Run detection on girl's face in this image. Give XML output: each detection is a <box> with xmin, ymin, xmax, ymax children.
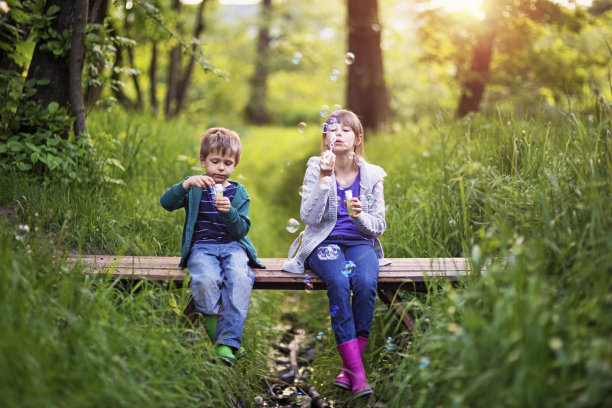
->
<box><xmin>326</xmin><ymin>121</ymin><xmax>363</xmax><ymax>154</ymax></box>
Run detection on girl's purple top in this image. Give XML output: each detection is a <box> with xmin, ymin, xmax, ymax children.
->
<box><xmin>329</xmin><ymin>172</ymin><xmax>368</xmax><ymax>239</ymax></box>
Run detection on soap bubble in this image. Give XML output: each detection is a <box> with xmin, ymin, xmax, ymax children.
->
<box><xmin>297</xmin><ymin>122</ymin><xmax>307</xmax><ymax>132</ymax></box>
<box><xmin>316</xmin><ymin>331</ymin><xmax>324</xmax><ymax>340</ymax></box>
<box><xmin>320</xmin><ymin>105</ymin><xmax>330</xmax><ymax>117</ymax></box>
<box><xmin>418</xmin><ymin>356</ymin><xmax>430</xmax><ymax>369</ymax></box>
<box><xmin>327</xmin><ymin>244</ymin><xmax>340</xmax><ymax>259</ymax></box>
<box><xmin>330</xmin><ymin>68</ymin><xmax>340</xmax><ymax>81</ymax></box>
<box><xmin>316</xmin><ymin>244</ymin><xmax>341</xmax><ymax>261</ymax></box>
<box><xmin>286</xmin><ymin>218</ymin><xmax>300</xmax><ymax>233</ymax></box>
<box><xmin>15</xmin><ymin>224</ymin><xmax>30</xmax><ymax>242</ymax></box>
<box><xmin>304</xmin><ymin>274</ymin><xmax>311</xmax><ymax>284</ymax></box>
<box><xmin>335</xmin><ymin>195</ymin><xmax>342</xmax><ymax>206</ymax></box>
<box><xmin>371</xmin><ymin>23</ymin><xmax>381</xmax><ymax>32</ymax></box>
<box><xmin>296</xmin><ymin>391</ymin><xmax>303</xmax><ymax>405</ymax></box>
<box><xmin>305</xmin><ymin>283</ymin><xmax>313</xmax><ymax>293</ymax></box>
<box><xmin>385</xmin><ymin>336</ymin><xmax>394</xmax><ymax>350</ymax></box>
<box><xmin>334</xmin><ymin>104</ymin><xmax>342</xmax><ymax>111</ymax></box>
<box><xmin>329</xmin><ymin>116</ymin><xmax>338</xmax><ymax>124</ymax></box>
<box><xmin>316</xmin><ymin>247</ymin><xmax>328</xmax><ymax>260</ymax></box>
<box><xmin>366</xmin><ymin>193</ymin><xmax>374</xmax><ymax>203</ymax></box>
<box><xmin>298</xmin><ymin>185</ymin><xmax>308</xmax><ymax>197</ymax></box>
<box><xmin>342</xmin><ymin>260</ymin><xmax>356</xmax><ymax>277</ymax></box>
<box><xmin>344</xmin><ymin>52</ymin><xmax>355</xmax><ymax>65</ymax></box>
<box><xmin>330</xmin><ymin>305</ymin><xmax>340</xmax><ymax>316</ymax></box>
<box><xmin>292</xmin><ymin>51</ymin><xmax>303</xmax><ymax>65</ymax></box>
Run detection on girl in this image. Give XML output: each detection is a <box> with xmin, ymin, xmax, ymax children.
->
<box><xmin>282</xmin><ymin>109</ymin><xmax>389</xmax><ymax>398</ymax></box>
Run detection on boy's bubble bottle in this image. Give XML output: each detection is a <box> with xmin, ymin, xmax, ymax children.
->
<box><xmin>214</xmin><ymin>184</ymin><xmax>224</xmax><ymax>200</ymax></box>
<box><xmin>345</xmin><ymin>190</ymin><xmax>355</xmax><ymax>216</ymax></box>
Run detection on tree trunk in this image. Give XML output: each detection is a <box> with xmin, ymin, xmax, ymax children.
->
<box><xmin>346</xmin><ymin>0</ymin><xmax>390</xmax><ymax>130</ymax></box>
<box><xmin>165</xmin><ymin>46</ymin><xmax>181</xmax><ymax>117</ymax></box>
<box><xmin>22</xmin><ymin>0</ymin><xmax>75</xmax><ymax>138</ymax></box>
<box><xmin>150</xmin><ymin>41</ymin><xmax>159</xmax><ymax>116</ymax></box>
<box><xmin>244</xmin><ymin>0</ymin><xmax>271</xmax><ymax>125</ymax></box>
<box><xmin>126</xmin><ymin>45</ymin><xmax>144</xmax><ymax>110</ymax></box>
<box><xmin>165</xmin><ymin>0</ymin><xmax>182</xmax><ymax>117</ymax></box>
<box><xmin>456</xmin><ymin>1</ymin><xmax>499</xmax><ymax>118</ymax></box>
<box><xmin>70</xmin><ymin>0</ymin><xmax>89</xmax><ymax>137</ymax></box>
<box><xmin>174</xmin><ymin>0</ymin><xmax>208</xmax><ymax>116</ymax></box>
<box><xmin>85</xmin><ymin>0</ymin><xmax>109</xmax><ymax>109</ymax></box>
<box><xmin>111</xmin><ymin>46</ymin><xmax>137</xmax><ymax>109</ymax></box>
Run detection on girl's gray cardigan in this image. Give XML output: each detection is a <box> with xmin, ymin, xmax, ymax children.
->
<box><xmin>282</xmin><ymin>156</ymin><xmax>391</xmax><ymax>274</ymax></box>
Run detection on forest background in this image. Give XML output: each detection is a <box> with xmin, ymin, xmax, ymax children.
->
<box><xmin>1</xmin><ymin>0</ymin><xmax>611</xmax><ymax>407</ymax></box>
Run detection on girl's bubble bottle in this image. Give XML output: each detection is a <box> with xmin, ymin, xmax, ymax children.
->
<box><xmin>345</xmin><ymin>190</ymin><xmax>355</xmax><ymax>216</ymax></box>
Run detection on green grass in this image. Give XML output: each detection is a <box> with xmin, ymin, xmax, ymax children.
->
<box><xmin>1</xmin><ymin>105</ymin><xmax>611</xmax><ymax>407</ymax></box>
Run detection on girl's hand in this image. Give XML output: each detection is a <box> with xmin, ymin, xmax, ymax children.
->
<box><xmin>349</xmin><ymin>197</ymin><xmax>362</xmax><ymax>218</ymax></box>
<box><xmin>183</xmin><ymin>175</ymin><xmax>215</xmax><ymax>190</ymax></box>
<box><xmin>215</xmin><ymin>196</ymin><xmax>231</xmax><ymax>213</ymax></box>
<box><xmin>319</xmin><ymin>150</ymin><xmax>335</xmax><ymax>177</ymax></box>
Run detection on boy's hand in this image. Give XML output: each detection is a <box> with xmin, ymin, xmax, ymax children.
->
<box><xmin>183</xmin><ymin>175</ymin><xmax>215</xmax><ymax>190</ymax></box>
<box><xmin>215</xmin><ymin>196</ymin><xmax>231</xmax><ymax>213</ymax></box>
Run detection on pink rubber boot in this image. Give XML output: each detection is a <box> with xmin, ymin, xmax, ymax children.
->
<box><xmin>337</xmin><ymin>339</ymin><xmax>372</xmax><ymax>398</ymax></box>
<box><xmin>334</xmin><ymin>336</ymin><xmax>368</xmax><ymax>390</ymax></box>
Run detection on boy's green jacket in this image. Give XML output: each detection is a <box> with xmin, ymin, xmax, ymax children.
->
<box><xmin>160</xmin><ymin>179</ymin><xmax>265</xmax><ymax>269</ymax></box>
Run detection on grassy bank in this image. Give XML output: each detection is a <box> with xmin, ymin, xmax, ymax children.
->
<box><xmin>1</xmin><ymin>106</ymin><xmax>611</xmax><ymax>407</ymax></box>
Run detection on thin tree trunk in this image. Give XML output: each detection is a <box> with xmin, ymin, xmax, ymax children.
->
<box><xmin>165</xmin><ymin>46</ymin><xmax>180</xmax><ymax>117</ymax></box>
<box><xmin>174</xmin><ymin>0</ymin><xmax>207</xmax><ymax>116</ymax></box>
<box><xmin>346</xmin><ymin>0</ymin><xmax>390</xmax><ymax>130</ymax></box>
<box><xmin>127</xmin><ymin>45</ymin><xmax>144</xmax><ymax>110</ymax></box>
<box><xmin>245</xmin><ymin>0</ymin><xmax>271</xmax><ymax>124</ymax></box>
<box><xmin>165</xmin><ymin>0</ymin><xmax>181</xmax><ymax>117</ymax></box>
<box><xmin>111</xmin><ymin>47</ymin><xmax>136</xmax><ymax>109</ymax></box>
<box><xmin>70</xmin><ymin>0</ymin><xmax>89</xmax><ymax>136</ymax></box>
<box><xmin>124</xmin><ymin>7</ymin><xmax>143</xmax><ymax>111</ymax></box>
<box><xmin>456</xmin><ymin>1</ymin><xmax>499</xmax><ymax>118</ymax></box>
<box><xmin>85</xmin><ymin>0</ymin><xmax>109</xmax><ymax>109</ymax></box>
<box><xmin>150</xmin><ymin>41</ymin><xmax>159</xmax><ymax>116</ymax></box>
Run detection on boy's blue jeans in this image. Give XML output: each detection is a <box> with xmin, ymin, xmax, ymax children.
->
<box><xmin>307</xmin><ymin>236</ymin><xmax>379</xmax><ymax>345</ymax></box>
<box><xmin>187</xmin><ymin>241</ymin><xmax>254</xmax><ymax>349</ymax></box>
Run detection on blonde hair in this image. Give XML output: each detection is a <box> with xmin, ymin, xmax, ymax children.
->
<box><xmin>200</xmin><ymin>127</ymin><xmax>242</xmax><ymax>163</ymax></box>
<box><xmin>321</xmin><ymin>109</ymin><xmax>365</xmax><ymax>158</ymax></box>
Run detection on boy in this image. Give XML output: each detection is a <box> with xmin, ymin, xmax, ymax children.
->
<box><xmin>160</xmin><ymin>127</ymin><xmax>264</xmax><ymax>366</ymax></box>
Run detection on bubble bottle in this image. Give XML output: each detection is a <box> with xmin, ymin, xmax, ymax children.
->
<box><xmin>345</xmin><ymin>190</ymin><xmax>355</xmax><ymax>216</ymax></box>
<box><xmin>214</xmin><ymin>183</ymin><xmax>223</xmax><ymax>197</ymax></box>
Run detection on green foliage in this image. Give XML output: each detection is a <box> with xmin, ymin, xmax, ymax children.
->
<box><xmin>2</xmin><ymin>98</ymin><xmax>612</xmax><ymax>406</ymax></box>
<box><xmin>414</xmin><ymin>0</ymin><xmax>612</xmax><ymax>115</ymax></box>
<box><xmin>0</xmin><ymin>219</ymin><xmax>277</xmax><ymax>408</ymax></box>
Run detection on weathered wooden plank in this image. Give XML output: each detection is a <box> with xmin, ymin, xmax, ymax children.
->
<box><xmin>69</xmin><ymin>255</ymin><xmax>470</xmax><ymax>291</ymax></box>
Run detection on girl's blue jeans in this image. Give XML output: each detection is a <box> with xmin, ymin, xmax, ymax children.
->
<box><xmin>307</xmin><ymin>236</ymin><xmax>379</xmax><ymax>345</ymax></box>
<box><xmin>187</xmin><ymin>241</ymin><xmax>254</xmax><ymax>349</ymax></box>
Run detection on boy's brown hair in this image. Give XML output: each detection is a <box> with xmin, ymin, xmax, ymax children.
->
<box><xmin>200</xmin><ymin>127</ymin><xmax>242</xmax><ymax>163</ymax></box>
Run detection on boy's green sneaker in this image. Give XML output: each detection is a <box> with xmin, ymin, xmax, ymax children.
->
<box><xmin>215</xmin><ymin>345</ymin><xmax>236</xmax><ymax>367</ymax></box>
<box><xmin>201</xmin><ymin>314</ymin><xmax>247</xmax><ymax>360</ymax></box>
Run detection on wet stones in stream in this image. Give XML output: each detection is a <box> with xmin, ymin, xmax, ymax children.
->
<box><xmin>254</xmin><ymin>323</ymin><xmax>331</xmax><ymax>408</ymax></box>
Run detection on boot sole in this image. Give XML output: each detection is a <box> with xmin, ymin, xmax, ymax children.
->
<box><xmin>352</xmin><ymin>388</ymin><xmax>373</xmax><ymax>399</ymax></box>
<box><xmin>334</xmin><ymin>379</ymin><xmax>351</xmax><ymax>390</ymax></box>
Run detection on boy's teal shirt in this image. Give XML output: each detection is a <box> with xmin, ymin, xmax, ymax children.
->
<box><xmin>160</xmin><ymin>178</ymin><xmax>265</xmax><ymax>269</ymax></box>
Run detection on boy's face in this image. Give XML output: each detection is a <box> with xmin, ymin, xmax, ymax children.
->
<box><xmin>201</xmin><ymin>150</ymin><xmax>237</xmax><ymax>185</ymax></box>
